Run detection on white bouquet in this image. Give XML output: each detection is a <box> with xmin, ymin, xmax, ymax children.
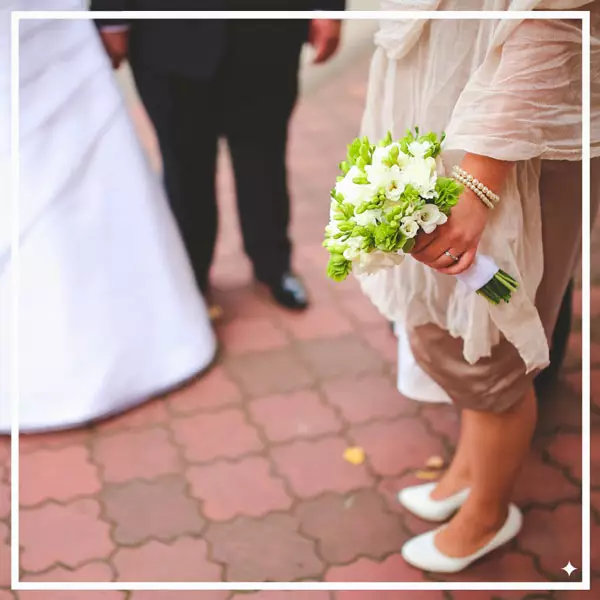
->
<box><xmin>323</xmin><ymin>129</ymin><xmax>518</xmax><ymax>305</ymax></box>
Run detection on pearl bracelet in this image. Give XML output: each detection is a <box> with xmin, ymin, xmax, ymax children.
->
<box><xmin>451</xmin><ymin>166</ymin><xmax>500</xmax><ymax>210</ymax></box>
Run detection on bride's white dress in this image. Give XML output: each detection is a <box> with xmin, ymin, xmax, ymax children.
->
<box><xmin>0</xmin><ymin>0</ymin><xmax>217</xmax><ymax>432</ymax></box>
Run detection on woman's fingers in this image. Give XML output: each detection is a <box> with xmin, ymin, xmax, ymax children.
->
<box><xmin>411</xmin><ymin>234</ymin><xmax>449</xmax><ymax>265</ymax></box>
<box><xmin>430</xmin><ymin>248</ymin><xmax>464</xmax><ymax>271</ymax></box>
<box><xmin>410</xmin><ymin>229</ymin><xmax>439</xmax><ymax>256</ymax></box>
<box><xmin>437</xmin><ymin>247</ymin><xmax>477</xmax><ymax>275</ymax></box>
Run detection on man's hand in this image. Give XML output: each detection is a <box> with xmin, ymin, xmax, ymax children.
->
<box><xmin>99</xmin><ymin>29</ymin><xmax>129</xmax><ymax>69</ymax></box>
<box><xmin>309</xmin><ymin>19</ymin><xmax>342</xmax><ymax>64</ymax></box>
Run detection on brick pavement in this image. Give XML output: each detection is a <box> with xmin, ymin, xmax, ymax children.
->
<box><xmin>1</xmin><ymin>51</ymin><xmax>598</xmax><ymax>599</ymax></box>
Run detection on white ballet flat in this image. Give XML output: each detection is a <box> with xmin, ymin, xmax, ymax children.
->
<box><xmin>398</xmin><ymin>482</ymin><xmax>470</xmax><ymax>522</ymax></box>
<box><xmin>401</xmin><ymin>503</ymin><xmax>523</xmax><ymax>574</ymax></box>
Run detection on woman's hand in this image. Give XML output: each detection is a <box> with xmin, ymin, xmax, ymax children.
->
<box><xmin>410</xmin><ymin>153</ymin><xmax>513</xmax><ymax>275</ymax></box>
<box><xmin>410</xmin><ymin>189</ymin><xmax>489</xmax><ymax>275</ymax></box>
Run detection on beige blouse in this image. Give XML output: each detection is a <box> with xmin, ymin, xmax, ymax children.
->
<box><xmin>358</xmin><ymin>0</ymin><xmax>600</xmax><ymax>372</ymax></box>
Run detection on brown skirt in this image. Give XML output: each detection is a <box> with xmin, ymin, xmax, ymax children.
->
<box><xmin>408</xmin><ymin>159</ymin><xmax>600</xmax><ymax>413</ymax></box>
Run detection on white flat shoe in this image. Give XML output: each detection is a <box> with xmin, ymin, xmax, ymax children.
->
<box><xmin>398</xmin><ymin>482</ymin><xmax>470</xmax><ymax>522</ymax></box>
<box><xmin>401</xmin><ymin>503</ymin><xmax>523</xmax><ymax>574</ymax></box>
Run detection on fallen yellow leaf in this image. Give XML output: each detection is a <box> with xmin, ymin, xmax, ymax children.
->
<box><xmin>425</xmin><ymin>455</ymin><xmax>445</xmax><ymax>470</ymax></box>
<box><xmin>208</xmin><ymin>304</ymin><xmax>224</xmax><ymax>321</ymax></box>
<box><xmin>415</xmin><ymin>470</ymin><xmax>440</xmax><ymax>480</ymax></box>
<box><xmin>343</xmin><ymin>446</ymin><xmax>366</xmax><ymax>465</ymax></box>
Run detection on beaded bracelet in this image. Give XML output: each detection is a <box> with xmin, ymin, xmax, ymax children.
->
<box><xmin>451</xmin><ymin>165</ymin><xmax>500</xmax><ymax>210</ymax></box>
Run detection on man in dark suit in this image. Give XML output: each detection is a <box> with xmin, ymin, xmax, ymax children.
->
<box><xmin>92</xmin><ymin>1</ymin><xmax>346</xmax><ymax>310</ymax></box>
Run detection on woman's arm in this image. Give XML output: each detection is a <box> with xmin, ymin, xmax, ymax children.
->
<box><xmin>411</xmin><ymin>9</ymin><xmax>595</xmax><ymax>274</ymax></box>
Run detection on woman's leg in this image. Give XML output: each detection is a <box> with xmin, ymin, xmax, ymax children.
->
<box><xmin>434</xmin><ymin>388</ymin><xmax>537</xmax><ymax>557</ymax></box>
<box><xmin>430</xmin><ymin>411</ymin><xmax>472</xmax><ymax>500</ymax></box>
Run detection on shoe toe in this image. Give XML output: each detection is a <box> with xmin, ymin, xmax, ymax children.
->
<box><xmin>398</xmin><ymin>483</ymin><xmax>464</xmax><ymax>522</ymax></box>
<box><xmin>401</xmin><ymin>530</ymin><xmax>445</xmax><ymax>571</ymax></box>
<box><xmin>398</xmin><ymin>483</ymin><xmax>436</xmax><ymax>517</ymax></box>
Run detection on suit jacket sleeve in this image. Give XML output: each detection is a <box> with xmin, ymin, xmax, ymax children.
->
<box><xmin>313</xmin><ymin>0</ymin><xmax>346</xmax><ymax>9</ymax></box>
<box><xmin>90</xmin><ymin>0</ymin><xmax>133</xmax><ymax>28</ymax></box>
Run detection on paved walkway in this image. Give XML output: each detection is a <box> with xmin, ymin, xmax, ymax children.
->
<box><xmin>1</xmin><ymin>48</ymin><xmax>598</xmax><ymax>600</ymax></box>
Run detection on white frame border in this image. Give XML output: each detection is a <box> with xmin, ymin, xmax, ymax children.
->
<box><xmin>9</xmin><ymin>8</ymin><xmax>591</xmax><ymax>593</ymax></box>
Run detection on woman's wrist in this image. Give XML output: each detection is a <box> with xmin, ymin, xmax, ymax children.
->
<box><xmin>458</xmin><ymin>153</ymin><xmax>514</xmax><ymax>205</ymax></box>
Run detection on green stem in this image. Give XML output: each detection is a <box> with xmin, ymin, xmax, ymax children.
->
<box><xmin>477</xmin><ymin>270</ymin><xmax>519</xmax><ymax>305</ymax></box>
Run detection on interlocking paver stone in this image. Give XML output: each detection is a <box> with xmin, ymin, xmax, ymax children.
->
<box><xmin>327</xmin><ymin>554</ymin><xmax>427</xmax><ymax>583</ymax></box>
<box><xmin>225</xmin><ymin>348</ymin><xmax>314</xmax><ymax>396</ymax></box>
<box><xmin>234</xmin><ymin>594</ymin><xmax>331</xmax><ymax>600</ymax></box>
<box><xmin>249</xmin><ymin>390</ymin><xmax>343</xmax><ymax>442</ymax></box>
<box><xmin>271</xmin><ymin>437</ymin><xmax>373</xmax><ymax>498</ymax></box>
<box><xmin>512</xmin><ymin>451</ymin><xmax>580</xmax><ymax>505</ymax></box>
<box><xmin>0</xmin><ymin>479</ymin><xmax>8</xmax><ymax>520</ymax></box>
<box><xmin>19</xmin><ymin>446</ymin><xmax>100</xmax><ymax>506</ymax></box>
<box><xmin>519</xmin><ymin>505</ymin><xmax>588</xmax><ymax>579</ymax></box>
<box><xmin>131</xmin><ymin>593</ymin><xmax>228</xmax><ymax>600</ymax></box>
<box><xmin>296</xmin><ymin>490</ymin><xmax>405</xmax><ymax>564</ymax></box>
<box><xmin>296</xmin><ymin>336</ymin><xmax>383</xmax><ymax>379</ymax></box>
<box><xmin>167</xmin><ymin>365</ymin><xmax>242</xmax><ymax>414</ymax></box>
<box><xmin>20</xmin><ymin>561</ymin><xmax>121</xmax><ymax>598</ymax></box>
<box><xmin>277</xmin><ymin>304</ymin><xmax>355</xmax><ymax>340</ymax></box>
<box><xmin>93</xmin><ymin>427</ymin><xmax>179</xmax><ymax>483</ymax></box>
<box><xmin>18</xmin><ymin>428</ymin><xmax>91</xmax><ymax>454</ymax></box>
<box><xmin>433</xmin><ymin>550</ymin><xmax>544</xmax><ymax>583</ymax></box>
<box><xmin>205</xmin><ymin>514</ymin><xmax>323</xmax><ymax>581</ymax></box>
<box><xmin>338</xmin><ymin>290</ymin><xmax>387</xmax><ymax>326</ymax></box>
<box><xmin>20</xmin><ymin>499</ymin><xmax>113</xmax><ymax>572</ymax></box>
<box><xmin>420</xmin><ymin>404</ymin><xmax>460</xmax><ymax>443</ymax></box>
<box><xmin>360</xmin><ymin>323</ymin><xmax>398</xmax><ymax>364</ymax></box>
<box><xmin>0</xmin><ymin>521</ymin><xmax>9</xmax><ymax>587</ymax></box>
<box><xmin>337</xmin><ymin>591</ymin><xmax>441</xmax><ymax>600</ymax></box>
<box><xmin>113</xmin><ymin>537</ymin><xmax>221</xmax><ymax>582</ymax></box>
<box><xmin>186</xmin><ymin>456</ymin><xmax>293</xmax><ymax>520</ymax></box>
<box><xmin>322</xmin><ymin>374</ymin><xmax>416</xmax><ymax>423</ymax></box>
<box><xmin>102</xmin><ymin>475</ymin><xmax>205</xmax><ymax>545</ymax></box>
<box><xmin>172</xmin><ymin>408</ymin><xmax>263</xmax><ymax>462</ymax></box>
<box><xmin>19</xmin><ymin>590</ymin><xmax>125</xmax><ymax>600</ymax></box>
<box><xmin>451</xmin><ymin>592</ymin><xmax>552</xmax><ymax>600</ymax></box>
<box><xmin>349</xmin><ymin>419</ymin><xmax>447</xmax><ymax>478</ymax></box>
<box><xmin>97</xmin><ymin>399</ymin><xmax>169</xmax><ymax>433</ymax></box>
<box><xmin>218</xmin><ymin>317</ymin><xmax>289</xmax><ymax>354</ymax></box>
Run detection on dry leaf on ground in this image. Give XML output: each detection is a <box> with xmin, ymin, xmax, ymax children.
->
<box><xmin>343</xmin><ymin>446</ymin><xmax>366</xmax><ymax>465</ymax></box>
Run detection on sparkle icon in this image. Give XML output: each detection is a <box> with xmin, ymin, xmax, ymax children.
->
<box><xmin>562</xmin><ymin>562</ymin><xmax>578</xmax><ymax>577</ymax></box>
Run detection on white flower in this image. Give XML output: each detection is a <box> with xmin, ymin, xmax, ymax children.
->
<box><xmin>415</xmin><ymin>204</ymin><xmax>448</xmax><ymax>234</ymax></box>
<box><xmin>335</xmin><ymin>166</ymin><xmax>376</xmax><ymax>207</ymax></box>
<box><xmin>354</xmin><ymin>250</ymin><xmax>405</xmax><ymax>276</ymax></box>
<box><xmin>400</xmin><ymin>156</ymin><xmax>438</xmax><ymax>197</ymax></box>
<box><xmin>408</xmin><ymin>140</ymin><xmax>432</xmax><ymax>158</ymax></box>
<box><xmin>343</xmin><ymin>236</ymin><xmax>363</xmax><ymax>261</ymax></box>
<box><xmin>386</xmin><ymin>185</ymin><xmax>403</xmax><ymax>202</ymax></box>
<box><xmin>400</xmin><ymin>217</ymin><xmax>419</xmax><ymax>239</ymax></box>
<box><xmin>324</xmin><ymin>222</ymin><xmax>340</xmax><ymax>239</ymax></box>
<box><xmin>371</xmin><ymin>143</ymin><xmax>407</xmax><ymax>166</ymax></box>
<box><xmin>364</xmin><ymin>162</ymin><xmax>405</xmax><ymax>199</ymax></box>
<box><xmin>354</xmin><ymin>208</ymin><xmax>380</xmax><ymax>227</ymax></box>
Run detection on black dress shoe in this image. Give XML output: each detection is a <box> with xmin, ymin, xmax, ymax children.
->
<box><xmin>261</xmin><ymin>272</ymin><xmax>309</xmax><ymax>310</ymax></box>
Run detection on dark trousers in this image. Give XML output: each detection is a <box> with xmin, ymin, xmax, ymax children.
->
<box><xmin>131</xmin><ymin>21</ymin><xmax>303</xmax><ymax>291</ymax></box>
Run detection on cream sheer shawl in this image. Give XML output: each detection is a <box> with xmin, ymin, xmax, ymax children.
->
<box><xmin>359</xmin><ymin>0</ymin><xmax>600</xmax><ymax>372</ymax></box>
